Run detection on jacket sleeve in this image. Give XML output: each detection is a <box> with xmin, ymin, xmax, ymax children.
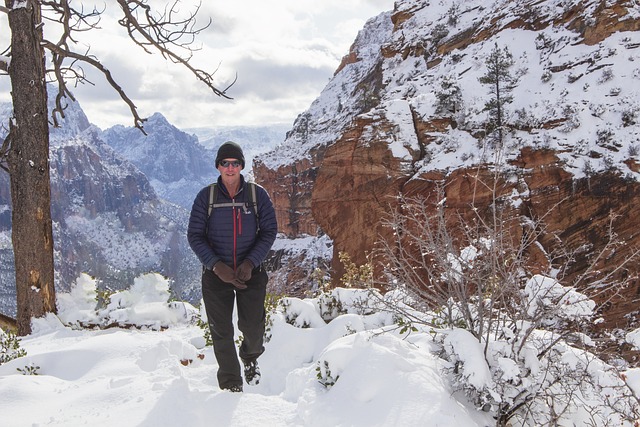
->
<box><xmin>187</xmin><ymin>186</ymin><xmax>219</xmax><ymax>270</ymax></box>
<box><xmin>245</xmin><ymin>185</ymin><xmax>278</xmax><ymax>268</ymax></box>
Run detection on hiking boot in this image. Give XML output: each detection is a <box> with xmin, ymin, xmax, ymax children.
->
<box><xmin>243</xmin><ymin>359</ymin><xmax>261</xmax><ymax>386</ymax></box>
<box><xmin>221</xmin><ymin>384</ymin><xmax>243</xmax><ymax>393</ymax></box>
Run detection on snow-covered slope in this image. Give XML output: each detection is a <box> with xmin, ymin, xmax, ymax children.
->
<box><xmin>259</xmin><ymin>11</ymin><xmax>394</xmax><ymax>170</ymax></box>
<box><xmin>261</xmin><ymin>0</ymin><xmax>640</xmax><ymax>178</ymax></box>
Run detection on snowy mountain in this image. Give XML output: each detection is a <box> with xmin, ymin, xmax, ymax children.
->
<box><xmin>101</xmin><ymin>117</ymin><xmax>288</xmax><ymax>209</ymax></box>
<box><xmin>101</xmin><ymin>113</ymin><xmax>217</xmax><ymax>209</ymax></box>
<box><xmin>0</xmin><ymin>100</ymin><xmax>202</xmax><ymax>317</ymax></box>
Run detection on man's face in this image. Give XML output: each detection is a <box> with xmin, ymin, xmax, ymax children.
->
<box><xmin>218</xmin><ymin>158</ymin><xmax>242</xmax><ymax>185</ymax></box>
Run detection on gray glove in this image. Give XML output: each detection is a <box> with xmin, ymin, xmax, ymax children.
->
<box><xmin>213</xmin><ymin>261</ymin><xmax>247</xmax><ymax>290</ymax></box>
<box><xmin>236</xmin><ymin>260</ymin><xmax>254</xmax><ymax>282</ymax></box>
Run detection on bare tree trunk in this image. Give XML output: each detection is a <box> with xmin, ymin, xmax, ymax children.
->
<box><xmin>6</xmin><ymin>0</ymin><xmax>56</xmax><ymax>335</ymax></box>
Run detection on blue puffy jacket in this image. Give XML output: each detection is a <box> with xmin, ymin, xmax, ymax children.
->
<box><xmin>187</xmin><ymin>175</ymin><xmax>277</xmax><ymax>271</ymax></box>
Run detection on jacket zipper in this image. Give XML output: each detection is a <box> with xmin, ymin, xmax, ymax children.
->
<box><xmin>231</xmin><ymin>188</ymin><xmax>244</xmax><ymax>270</ymax></box>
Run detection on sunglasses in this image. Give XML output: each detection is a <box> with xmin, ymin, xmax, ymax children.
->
<box><xmin>219</xmin><ymin>160</ymin><xmax>242</xmax><ymax>168</ymax></box>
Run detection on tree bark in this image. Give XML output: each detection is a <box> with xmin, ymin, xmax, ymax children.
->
<box><xmin>6</xmin><ymin>0</ymin><xmax>56</xmax><ymax>335</ymax></box>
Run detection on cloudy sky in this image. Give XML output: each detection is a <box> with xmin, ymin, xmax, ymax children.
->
<box><xmin>2</xmin><ymin>0</ymin><xmax>394</xmax><ymax>130</ymax></box>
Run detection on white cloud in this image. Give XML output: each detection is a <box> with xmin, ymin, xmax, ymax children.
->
<box><xmin>0</xmin><ymin>0</ymin><xmax>395</xmax><ymax>130</ymax></box>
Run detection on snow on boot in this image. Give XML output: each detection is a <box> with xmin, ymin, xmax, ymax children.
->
<box><xmin>243</xmin><ymin>359</ymin><xmax>261</xmax><ymax>386</ymax></box>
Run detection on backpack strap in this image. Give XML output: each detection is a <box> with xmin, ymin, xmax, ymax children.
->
<box><xmin>207</xmin><ymin>183</ymin><xmax>218</xmax><ymax>218</ymax></box>
<box><xmin>249</xmin><ymin>182</ymin><xmax>260</xmax><ymax>233</ymax></box>
<box><xmin>206</xmin><ymin>182</ymin><xmax>260</xmax><ymax>233</ymax></box>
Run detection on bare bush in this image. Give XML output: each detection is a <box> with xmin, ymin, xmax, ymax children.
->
<box><xmin>373</xmin><ymin>177</ymin><xmax>640</xmax><ymax>426</ymax></box>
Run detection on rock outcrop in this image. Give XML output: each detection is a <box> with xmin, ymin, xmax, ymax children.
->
<box><xmin>255</xmin><ymin>0</ymin><xmax>640</xmax><ymax>332</ymax></box>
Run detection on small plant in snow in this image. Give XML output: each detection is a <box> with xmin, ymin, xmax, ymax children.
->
<box><xmin>316</xmin><ymin>360</ymin><xmax>339</xmax><ymax>388</ymax></box>
<box><xmin>560</xmin><ymin>104</ymin><xmax>581</xmax><ymax>132</ymax></box>
<box><xmin>582</xmin><ymin>160</ymin><xmax>595</xmax><ymax>179</ymax></box>
<box><xmin>263</xmin><ymin>293</ymin><xmax>284</xmax><ymax>343</ymax></box>
<box><xmin>338</xmin><ymin>251</ymin><xmax>373</xmax><ymax>289</ymax></box>
<box><xmin>196</xmin><ymin>316</ymin><xmax>213</xmax><ymax>347</ymax></box>
<box><xmin>596</xmin><ymin>128</ymin><xmax>615</xmax><ymax>147</ymax></box>
<box><xmin>436</xmin><ymin>135</ymin><xmax>461</xmax><ymax>153</ymax></box>
<box><xmin>310</xmin><ymin>267</ymin><xmax>332</xmax><ymax>297</ymax></box>
<box><xmin>513</xmin><ymin>108</ymin><xmax>540</xmax><ymax>130</ymax></box>
<box><xmin>603</xmin><ymin>154</ymin><xmax>616</xmax><ymax>172</ymax></box>
<box><xmin>589</xmin><ymin>103</ymin><xmax>606</xmax><ymax>118</ymax></box>
<box><xmin>395</xmin><ymin>316</ymin><xmax>418</xmax><ymax>335</ymax></box>
<box><xmin>597</xmin><ymin>68</ymin><xmax>614</xmax><ymax>84</ymax></box>
<box><xmin>0</xmin><ymin>328</ymin><xmax>26</xmax><ymax>365</ymax></box>
<box><xmin>622</xmin><ymin>108</ymin><xmax>638</xmax><ymax>127</ymax></box>
<box><xmin>446</xmin><ymin>3</ymin><xmax>460</xmax><ymax>26</ymax></box>
<box><xmin>96</xmin><ymin>287</ymin><xmax>114</xmax><ymax>311</ymax></box>
<box><xmin>316</xmin><ymin>292</ymin><xmax>346</xmax><ymax>322</ymax></box>
<box><xmin>17</xmin><ymin>363</ymin><xmax>40</xmax><ymax>376</ymax></box>
<box><xmin>278</xmin><ymin>297</ymin><xmax>308</xmax><ymax>327</ymax></box>
<box><xmin>431</xmin><ymin>23</ymin><xmax>449</xmax><ymax>45</ymax></box>
<box><xmin>628</xmin><ymin>144</ymin><xmax>639</xmax><ymax>158</ymax></box>
<box><xmin>535</xmin><ymin>33</ymin><xmax>553</xmax><ymax>51</ymax></box>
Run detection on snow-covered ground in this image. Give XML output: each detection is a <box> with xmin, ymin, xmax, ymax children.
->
<box><xmin>2</xmin><ymin>272</ymin><xmax>640</xmax><ymax>426</ymax></box>
<box><xmin>0</xmin><ymin>274</ymin><xmax>493</xmax><ymax>426</ymax></box>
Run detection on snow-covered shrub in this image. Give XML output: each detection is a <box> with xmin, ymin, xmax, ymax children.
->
<box><xmin>277</xmin><ymin>297</ymin><xmax>324</xmax><ymax>328</ymax></box>
<box><xmin>535</xmin><ymin>33</ymin><xmax>553</xmax><ymax>51</ymax></box>
<box><xmin>56</xmin><ymin>273</ymin><xmax>100</xmax><ymax>327</ymax></box>
<box><xmin>431</xmin><ymin>23</ymin><xmax>449</xmax><ymax>45</ymax></box>
<box><xmin>338</xmin><ymin>251</ymin><xmax>374</xmax><ymax>290</ymax></box>
<box><xmin>17</xmin><ymin>363</ymin><xmax>39</xmax><ymax>376</ymax></box>
<box><xmin>513</xmin><ymin>108</ymin><xmax>540</xmax><ymax>130</ymax></box>
<box><xmin>263</xmin><ymin>293</ymin><xmax>284</xmax><ymax>343</ymax></box>
<box><xmin>316</xmin><ymin>360</ymin><xmax>339</xmax><ymax>388</ymax></box>
<box><xmin>56</xmin><ymin>272</ymin><xmax>199</xmax><ymax>330</ymax></box>
<box><xmin>0</xmin><ymin>328</ymin><xmax>26</xmax><ymax>365</ymax></box>
<box><xmin>589</xmin><ymin>103</ymin><xmax>606</xmax><ymax>118</ymax></box>
<box><xmin>435</xmin><ymin>74</ymin><xmax>463</xmax><ymax>115</ymax></box>
<box><xmin>446</xmin><ymin>4</ymin><xmax>460</xmax><ymax>26</ymax></box>
<box><xmin>560</xmin><ymin>104</ymin><xmax>581</xmax><ymax>132</ymax></box>
<box><xmin>597</xmin><ymin>68</ymin><xmax>614</xmax><ymax>84</ymax></box>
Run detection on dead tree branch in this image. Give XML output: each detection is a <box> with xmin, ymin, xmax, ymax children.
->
<box><xmin>15</xmin><ymin>0</ymin><xmax>234</xmax><ymax>133</ymax></box>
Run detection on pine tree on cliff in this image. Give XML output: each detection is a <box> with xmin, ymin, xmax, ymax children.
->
<box><xmin>478</xmin><ymin>43</ymin><xmax>516</xmax><ymax>148</ymax></box>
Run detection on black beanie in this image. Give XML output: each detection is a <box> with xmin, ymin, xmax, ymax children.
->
<box><xmin>215</xmin><ymin>141</ymin><xmax>245</xmax><ymax>169</ymax></box>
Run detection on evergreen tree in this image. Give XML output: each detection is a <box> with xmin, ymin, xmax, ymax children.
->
<box><xmin>435</xmin><ymin>74</ymin><xmax>462</xmax><ymax>115</ymax></box>
<box><xmin>478</xmin><ymin>43</ymin><xmax>516</xmax><ymax>147</ymax></box>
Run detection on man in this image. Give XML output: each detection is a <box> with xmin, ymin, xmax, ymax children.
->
<box><xmin>188</xmin><ymin>141</ymin><xmax>277</xmax><ymax>392</ymax></box>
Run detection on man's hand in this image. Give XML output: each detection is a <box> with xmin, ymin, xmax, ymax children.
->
<box><xmin>213</xmin><ymin>261</ymin><xmax>247</xmax><ymax>290</ymax></box>
<box><xmin>236</xmin><ymin>260</ymin><xmax>254</xmax><ymax>282</ymax></box>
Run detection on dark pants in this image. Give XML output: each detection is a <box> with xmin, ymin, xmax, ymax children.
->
<box><xmin>201</xmin><ymin>266</ymin><xmax>267</xmax><ymax>389</ymax></box>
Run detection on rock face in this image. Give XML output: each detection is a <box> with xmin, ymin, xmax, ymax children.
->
<box><xmin>255</xmin><ymin>0</ymin><xmax>640</xmax><ymax>331</ymax></box>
